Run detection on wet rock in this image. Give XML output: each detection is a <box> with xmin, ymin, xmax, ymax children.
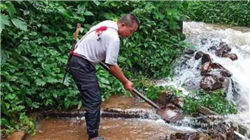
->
<box><xmin>207</xmin><ymin>122</ymin><xmax>235</xmax><ymax>140</ymax></box>
<box><xmin>201</xmin><ymin>38</ymin><xmax>208</xmax><ymax>45</ymax></box>
<box><xmin>220</xmin><ymin>70</ymin><xmax>232</xmax><ymax>77</ymax></box>
<box><xmin>208</xmin><ymin>45</ymin><xmax>217</xmax><ymax>52</ymax></box>
<box><xmin>171</xmin><ymin>98</ymin><xmax>183</xmax><ymax>109</ymax></box>
<box><xmin>157</xmin><ymin>90</ymin><xmax>173</xmax><ymax>106</ymax></box>
<box><xmin>210</xmin><ymin>63</ymin><xmax>223</xmax><ymax>69</ymax></box>
<box><xmin>201</xmin><ymin>62</ymin><xmax>212</xmax><ymax>75</ymax></box>
<box><xmin>184</xmin><ymin>55</ymin><xmax>193</xmax><ymax>59</ymax></box>
<box><xmin>210</xmin><ymin>63</ymin><xmax>232</xmax><ymax>77</ymax></box>
<box><xmin>222</xmin><ymin>53</ymin><xmax>238</xmax><ymax>61</ymax></box>
<box><xmin>200</xmin><ymin>75</ymin><xmax>223</xmax><ymax>91</ymax></box>
<box><xmin>201</xmin><ymin>62</ymin><xmax>232</xmax><ymax>77</ymax></box>
<box><xmin>215</xmin><ymin>42</ymin><xmax>231</xmax><ymax>57</ymax></box>
<box><xmin>167</xmin><ymin>132</ymin><xmax>212</xmax><ymax>140</ymax></box>
<box><xmin>201</xmin><ymin>53</ymin><xmax>212</xmax><ymax>65</ymax></box>
<box><xmin>166</xmin><ymin>116</ymin><xmax>235</xmax><ymax>140</ymax></box>
<box><xmin>195</xmin><ymin>51</ymin><xmax>204</xmax><ymax>60</ymax></box>
<box><xmin>157</xmin><ymin>91</ymin><xmax>183</xmax><ymax>109</ymax></box>
<box><xmin>184</xmin><ymin>49</ymin><xmax>195</xmax><ymax>55</ymax></box>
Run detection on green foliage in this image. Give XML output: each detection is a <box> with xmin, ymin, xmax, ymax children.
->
<box><xmin>134</xmin><ymin>77</ymin><xmax>165</xmax><ymax>100</ymax></box>
<box><xmin>184</xmin><ymin>1</ymin><xmax>250</xmax><ymax>27</ymax></box>
<box><xmin>1</xmin><ymin>1</ymin><xmax>185</xmax><ymax>136</ymax></box>
<box><xmin>180</xmin><ymin>90</ymin><xmax>238</xmax><ymax>115</ymax></box>
<box><xmin>119</xmin><ymin>2</ymin><xmax>187</xmax><ymax>78</ymax></box>
<box><xmin>2</xmin><ymin>1</ymin><xmax>247</xmax><ymax>137</ymax></box>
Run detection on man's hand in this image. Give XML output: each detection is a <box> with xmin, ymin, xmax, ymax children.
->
<box><xmin>123</xmin><ymin>80</ymin><xmax>134</xmax><ymax>92</ymax></box>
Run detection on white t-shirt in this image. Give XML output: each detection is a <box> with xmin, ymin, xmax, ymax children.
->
<box><xmin>74</xmin><ymin>20</ymin><xmax>120</xmax><ymax>65</ymax></box>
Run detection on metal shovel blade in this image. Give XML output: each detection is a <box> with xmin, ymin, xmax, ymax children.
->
<box><xmin>132</xmin><ymin>89</ymin><xmax>183</xmax><ymax>122</ymax></box>
<box><xmin>157</xmin><ymin>107</ymin><xmax>184</xmax><ymax>123</ymax></box>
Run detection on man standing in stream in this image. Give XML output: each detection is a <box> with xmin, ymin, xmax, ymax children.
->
<box><xmin>68</xmin><ymin>14</ymin><xmax>139</xmax><ymax>140</ymax></box>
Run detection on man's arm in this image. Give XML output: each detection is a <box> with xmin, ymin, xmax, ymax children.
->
<box><xmin>108</xmin><ymin>64</ymin><xmax>133</xmax><ymax>91</ymax></box>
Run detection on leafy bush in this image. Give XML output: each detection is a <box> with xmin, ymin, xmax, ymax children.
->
<box><xmin>184</xmin><ymin>1</ymin><xmax>250</xmax><ymax>27</ymax></box>
<box><xmin>169</xmin><ymin>88</ymin><xmax>238</xmax><ymax>115</ymax></box>
<box><xmin>1</xmin><ymin>1</ymin><xmax>185</xmax><ymax>136</ymax></box>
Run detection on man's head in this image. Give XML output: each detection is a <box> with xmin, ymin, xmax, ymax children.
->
<box><xmin>117</xmin><ymin>14</ymin><xmax>139</xmax><ymax>38</ymax></box>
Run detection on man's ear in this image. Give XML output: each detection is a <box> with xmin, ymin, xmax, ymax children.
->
<box><xmin>121</xmin><ymin>23</ymin><xmax>126</xmax><ymax>27</ymax></box>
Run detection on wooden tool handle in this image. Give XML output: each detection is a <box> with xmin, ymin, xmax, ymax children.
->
<box><xmin>73</xmin><ymin>23</ymin><xmax>81</xmax><ymax>40</ymax></box>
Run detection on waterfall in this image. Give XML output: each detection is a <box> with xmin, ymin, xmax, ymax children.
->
<box><xmin>161</xmin><ymin>21</ymin><xmax>250</xmax><ymax>129</ymax></box>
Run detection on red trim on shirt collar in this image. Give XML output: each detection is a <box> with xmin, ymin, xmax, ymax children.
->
<box><xmin>96</xmin><ymin>26</ymin><xmax>108</xmax><ymax>33</ymax></box>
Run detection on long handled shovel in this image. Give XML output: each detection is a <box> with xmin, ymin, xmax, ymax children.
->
<box><xmin>99</xmin><ymin>62</ymin><xmax>184</xmax><ymax>123</ymax></box>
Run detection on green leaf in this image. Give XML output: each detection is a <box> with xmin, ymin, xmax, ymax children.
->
<box><xmin>6</xmin><ymin>2</ymin><xmax>16</xmax><ymax>17</ymax></box>
<box><xmin>0</xmin><ymin>14</ymin><xmax>10</xmax><ymax>33</ymax></box>
<box><xmin>35</xmin><ymin>79</ymin><xmax>46</xmax><ymax>86</ymax></box>
<box><xmin>46</xmin><ymin>77</ymin><xmax>58</xmax><ymax>83</ymax></box>
<box><xmin>84</xmin><ymin>11</ymin><xmax>94</xmax><ymax>16</ymax></box>
<box><xmin>92</xmin><ymin>0</ymin><xmax>100</xmax><ymax>6</ymax></box>
<box><xmin>1</xmin><ymin>118</ymin><xmax>10</xmax><ymax>126</ymax></box>
<box><xmin>11</xmin><ymin>18</ymin><xmax>27</xmax><ymax>31</ymax></box>
<box><xmin>0</xmin><ymin>14</ymin><xmax>10</xmax><ymax>26</ymax></box>
<box><xmin>99</xmin><ymin>77</ymin><xmax>110</xmax><ymax>84</ymax></box>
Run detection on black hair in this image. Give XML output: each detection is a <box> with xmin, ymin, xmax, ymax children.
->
<box><xmin>118</xmin><ymin>14</ymin><xmax>139</xmax><ymax>28</ymax></box>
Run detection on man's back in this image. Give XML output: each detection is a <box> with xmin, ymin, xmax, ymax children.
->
<box><xmin>74</xmin><ymin>20</ymin><xmax>120</xmax><ymax>65</ymax></box>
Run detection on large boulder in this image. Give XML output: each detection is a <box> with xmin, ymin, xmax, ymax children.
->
<box><xmin>215</xmin><ymin>42</ymin><xmax>232</xmax><ymax>57</ymax></box>
<box><xmin>201</xmin><ymin>53</ymin><xmax>212</xmax><ymax>65</ymax></box>
<box><xmin>201</xmin><ymin>62</ymin><xmax>212</xmax><ymax>76</ymax></box>
<box><xmin>200</xmin><ymin>75</ymin><xmax>223</xmax><ymax>91</ymax></box>
<box><xmin>201</xmin><ymin>62</ymin><xmax>232</xmax><ymax>77</ymax></box>
<box><xmin>210</xmin><ymin>63</ymin><xmax>232</xmax><ymax>77</ymax></box>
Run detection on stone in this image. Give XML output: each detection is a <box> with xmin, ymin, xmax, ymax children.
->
<box><xmin>208</xmin><ymin>46</ymin><xmax>217</xmax><ymax>52</ymax></box>
<box><xmin>200</xmin><ymin>75</ymin><xmax>223</xmax><ymax>91</ymax></box>
<box><xmin>220</xmin><ymin>70</ymin><xmax>232</xmax><ymax>77</ymax></box>
<box><xmin>168</xmin><ymin>132</ymin><xmax>212</xmax><ymax>140</ymax></box>
<box><xmin>157</xmin><ymin>90</ymin><xmax>173</xmax><ymax>106</ymax></box>
<box><xmin>201</xmin><ymin>38</ymin><xmax>208</xmax><ymax>45</ymax></box>
<box><xmin>195</xmin><ymin>51</ymin><xmax>204</xmax><ymax>60</ymax></box>
<box><xmin>222</xmin><ymin>53</ymin><xmax>238</xmax><ymax>61</ymax></box>
<box><xmin>156</xmin><ymin>90</ymin><xmax>183</xmax><ymax>109</ymax></box>
<box><xmin>210</xmin><ymin>63</ymin><xmax>232</xmax><ymax>77</ymax></box>
<box><xmin>215</xmin><ymin>42</ymin><xmax>231</xmax><ymax>57</ymax></box>
<box><xmin>184</xmin><ymin>49</ymin><xmax>195</xmax><ymax>55</ymax></box>
<box><xmin>201</xmin><ymin>53</ymin><xmax>212</xmax><ymax>65</ymax></box>
<box><xmin>201</xmin><ymin>62</ymin><xmax>212</xmax><ymax>75</ymax></box>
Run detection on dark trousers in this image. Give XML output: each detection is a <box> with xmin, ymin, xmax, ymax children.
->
<box><xmin>69</xmin><ymin>55</ymin><xmax>101</xmax><ymax>139</ymax></box>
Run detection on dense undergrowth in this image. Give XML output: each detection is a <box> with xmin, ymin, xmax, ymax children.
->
<box><xmin>184</xmin><ymin>1</ymin><xmax>250</xmax><ymax>27</ymax></box>
<box><xmin>1</xmin><ymin>1</ymin><xmax>247</xmax><ymax>137</ymax></box>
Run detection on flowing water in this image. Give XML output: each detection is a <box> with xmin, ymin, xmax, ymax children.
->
<box><xmin>24</xmin><ymin>96</ymin><xmax>195</xmax><ymax>140</ymax></box>
<box><xmin>24</xmin><ymin>118</ymin><xmax>175</xmax><ymax>140</ymax></box>
<box><xmin>160</xmin><ymin>21</ymin><xmax>250</xmax><ymax>136</ymax></box>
